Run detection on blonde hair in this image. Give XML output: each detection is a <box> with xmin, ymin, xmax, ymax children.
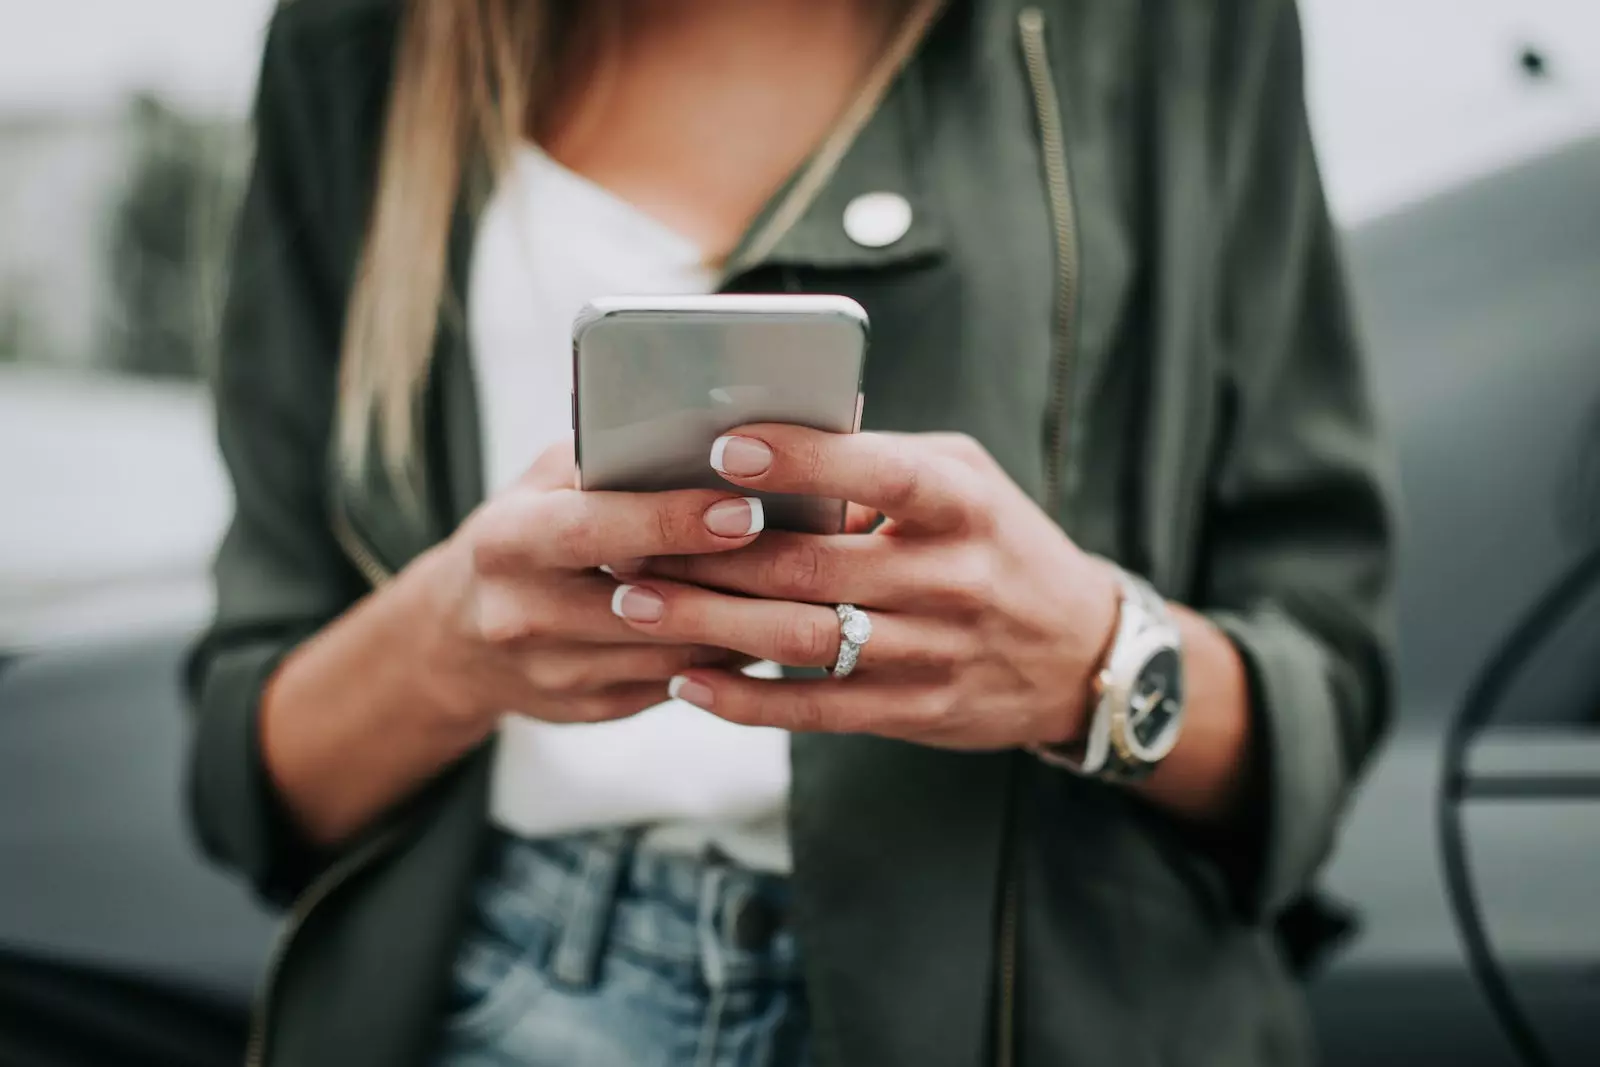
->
<box><xmin>337</xmin><ymin>0</ymin><xmax>554</xmax><ymax>486</ymax></box>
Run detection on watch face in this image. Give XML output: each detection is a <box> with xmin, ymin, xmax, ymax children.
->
<box><xmin>1129</xmin><ymin>647</ymin><xmax>1183</xmax><ymax>752</ymax></box>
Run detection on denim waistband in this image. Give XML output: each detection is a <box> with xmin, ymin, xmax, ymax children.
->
<box><xmin>475</xmin><ymin>827</ymin><xmax>800</xmax><ymax>992</ymax></box>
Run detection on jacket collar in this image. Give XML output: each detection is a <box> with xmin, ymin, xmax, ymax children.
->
<box><xmin>434</xmin><ymin>181</ymin><xmax>489</xmax><ymax>531</ymax></box>
<box><xmin>723</xmin><ymin>0</ymin><xmax>950</xmax><ymax>277</ymax></box>
<box><xmin>722</xmin><ymin>68</ymin><xmax>947</xmax><ymax>276</ymax></box>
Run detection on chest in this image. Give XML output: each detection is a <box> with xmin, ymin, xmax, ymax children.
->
<box><xmin>541</xmin><ymin>5</ymin><xmax>902</xmax><ymax>261</ymax></box>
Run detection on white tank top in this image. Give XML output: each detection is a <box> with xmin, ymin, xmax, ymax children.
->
<box><xmin>468</xmin><ymin>145</ymin><xmax>791</xmax><ymax>872</ymax></box>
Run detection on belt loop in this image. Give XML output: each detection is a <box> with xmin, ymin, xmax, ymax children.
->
<box><xmin>693</xmin><ymin>864</ymin><xmax>733</xmax><ymax>1067</ymax></box>
<box><xmin>548</xmin><ymin>830</ymin><xmax>637</xmax><ymax>989</ymax></box>
<box><xmin>696</xmin><ymin>865</ymin><xmax>731</xmax><ymax>991</ymax></box>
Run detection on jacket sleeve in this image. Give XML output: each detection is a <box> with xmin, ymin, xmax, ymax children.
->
<box><xmin>1199</xmin><ymin>0</ymin><xmax>1398</xmax><ymax>919</ymax></box>
<box><xmin>184</xmin><ymin>12</ymin><xmax>368</xmax><ymax>907</ymax></box>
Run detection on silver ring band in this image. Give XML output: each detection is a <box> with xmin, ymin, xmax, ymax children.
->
<box><xmin>832</xmin><ymin>603</ymin><xmax>873</xmax><ymax>679</ymax></box>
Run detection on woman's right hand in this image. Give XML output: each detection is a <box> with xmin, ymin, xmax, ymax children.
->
<box><xmin>411</xmin><ymin>442</ymin><xmax>765</xmax><ymax>736</ymax></box>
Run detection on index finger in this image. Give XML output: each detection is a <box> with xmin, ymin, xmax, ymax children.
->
<box><xmin>708</xmin><ymin>425</ymin><xmax>978</xmax><ymax>531</ymax></box>
<box><xmin>479</xmin><ymin>487</ymin><xmax>764</xmax><ymax>572</ymax></box>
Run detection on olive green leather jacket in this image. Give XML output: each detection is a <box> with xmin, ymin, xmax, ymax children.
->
<box><xmin>187</xmin><ymin>0</ymin><xmax>1395</xmax><ymax>1064</ymax></box>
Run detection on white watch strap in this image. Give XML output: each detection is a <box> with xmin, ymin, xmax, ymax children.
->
<box><xmin>1029</xmin><ymin>562</ymin><xmax>1175</xmax><ymax>781</ymax></box>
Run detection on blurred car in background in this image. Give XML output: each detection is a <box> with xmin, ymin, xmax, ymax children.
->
<box><xmin>2</xmin><ymin>2</ymin><xmax>1599</xmax><ymax>1061</ymax></box>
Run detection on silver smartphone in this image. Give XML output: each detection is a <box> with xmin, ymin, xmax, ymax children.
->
<box><xmin>573</xmin><ymin>294</ymin><xmax>868</xmax><ymax>534</ymax></box>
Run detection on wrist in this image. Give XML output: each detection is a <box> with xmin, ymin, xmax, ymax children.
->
<box><xmin>1045</xmin><ymin>554</ymin><xmax>1121</xmax><ymax>746</ymax></box>
<box><xmin>388</xmin><ymin>541</ymin><xmax>502</xmax><ymax>743</ymax></box>
<box><xmin>1031</xmin><ymin>558</ymin><xmax>1187</xmax><ymax>784</ymax></box>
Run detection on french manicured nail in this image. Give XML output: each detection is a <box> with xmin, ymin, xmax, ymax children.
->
<box><xmin>610</xmin><ymin>584</ymin><xmax>664</xmax><ymax>623</ymax></box>
<box><xmin>703</xmin><ymin>496</ymin><xmax>764</xmax><ymax>538</ymax></box>
<box><xmin>710</xmin><ymin>435</ymin><xmax>773</xmax><ymax>478</ymax></box>
<box><xmin>668</xmin><ymin>675</ymin><xmax>716</xmax><ymax>710</ymax></box>
<box><xmin>599</xmin><ymin>558</ymin><xmax>645</xmax><ymax>577</ymax></box>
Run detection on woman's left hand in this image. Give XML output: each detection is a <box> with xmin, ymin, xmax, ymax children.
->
<box><xmin>607</xmin><ymin>425</ymin><xmax>1122</xmax><ymax>750</ymax></box>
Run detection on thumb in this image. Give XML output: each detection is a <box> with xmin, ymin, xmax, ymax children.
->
<box><xmin>522</xmin><ymin>439</ymin><xmax>577</xmax><ymax>490</ymax></box>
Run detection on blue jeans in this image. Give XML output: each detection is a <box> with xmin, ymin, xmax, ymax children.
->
<box><xmin>435</xmin><ymin>829</ymin><xmax>810</xmax><ymax>1067</ymax></box>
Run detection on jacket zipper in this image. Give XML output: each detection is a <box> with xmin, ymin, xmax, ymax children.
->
<box><xmin>331</xmin><ymin>494</ymin><xmax>397</xmax><ymax>586</ymax></box>
<box><xmin>241</xmin><ymin>499</ymin><xmax>398</xmax><ymax>1067</ymax></box>
<box><xmin>243</xmin><ymin>826</ymin><xmax>406</xmax><ymax>1067</ymax></box>
<box><xmin>1001</xmin><ymin>11</ymin><xmax>1082</xmax><ymax>1067</ymax></box>
<box><xmin>995</xmin><ymin>869</ymin><xmax>1020</xmax><ymax>1067</ymax></box>
<box><xmin>1019</xmin><ymin>6</ymin><xmax>1082</xmax><ymax>522</ymax></box>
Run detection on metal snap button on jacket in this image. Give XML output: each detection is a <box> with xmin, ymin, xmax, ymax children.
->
<box><xmin>843</xmin><ymin>191</ymin><xmax>913</xmax><ymax>248</ymax></box>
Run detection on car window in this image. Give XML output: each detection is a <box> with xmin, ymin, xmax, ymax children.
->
<box><xmin>1460</xmin><ymin>396</ymin><xmax>1600</xmax><ymax>734</ymax></box>
<box><xmin>1476</xmin><ymin>563</ymin><xmax>1600</xmax><ymax>731</ymax></box>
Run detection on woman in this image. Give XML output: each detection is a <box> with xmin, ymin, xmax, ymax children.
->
<box><xmin>188</xmin><ymin>0</ymin><xmax>1394</xmax><ymax>1065</ymax></box>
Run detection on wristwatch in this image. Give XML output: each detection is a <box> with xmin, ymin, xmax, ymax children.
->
<box><xmin>1030</xmin><ymin>564</ymin><xmax>1185</xmax><ymax>782</ymax></box>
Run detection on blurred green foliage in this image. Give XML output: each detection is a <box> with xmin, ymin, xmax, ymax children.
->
<box><xmin>0</xmin><ymin>284</ymin><xmax>40</xmax><ymax>364</ymax></box>
<box><xmin>103</xmin><ymin>93</ymin><xmax>246</xmax><ymax>380</ymax></box>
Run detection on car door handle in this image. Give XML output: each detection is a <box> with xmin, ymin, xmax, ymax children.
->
<box><xmin>1463</xmin><ymin>731</ymin><xmax>1600</xmax><ymax>800</ymax></box>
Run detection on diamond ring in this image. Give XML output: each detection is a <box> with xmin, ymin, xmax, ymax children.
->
<box><xmin>832</xmin><ymin>604</ymin><xmax>873</xmax><ymax>679</ymax></box>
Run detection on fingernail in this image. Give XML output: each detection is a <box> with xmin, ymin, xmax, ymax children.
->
<box><xmin>610</xmin><ymin>584</ymin><xmax>664</xmax><ymax>623</ymax></box>
<box><xmin>710</xmin><ymin>435</ymin><xmax>773</xmax><ymax>478</ymax></box>
<box><xmin>703</xmin><ymin>496</ymin><xmax>764</xmax><ymax>538</ymax></box>
<box><xmin>668</xmin><ymin>675</ymin><xmax>716</xmax><ymax>710</ymax></box>
<box><xmin>600</xmin><ymin>558</ymin><xmax>645</xmax><ymax>577</ymax></box>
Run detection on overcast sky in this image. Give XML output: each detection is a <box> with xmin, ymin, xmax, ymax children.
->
<box><xmin>2</xmin><ymin>0</ymin><xmax>1597</xmax><ymax>220</ymax></box>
